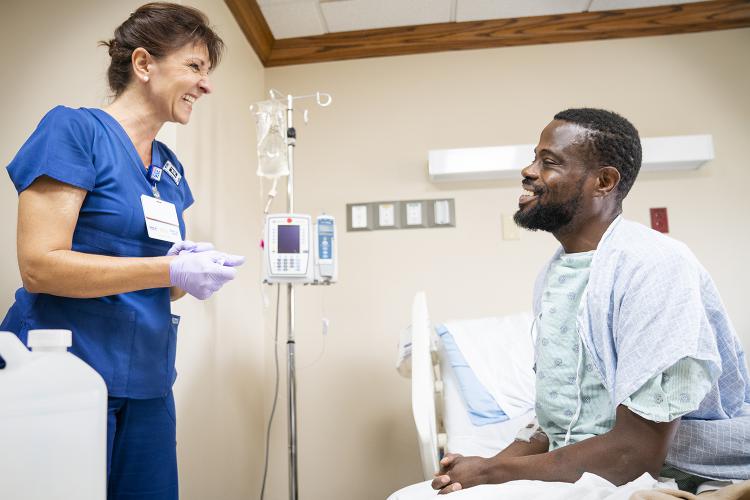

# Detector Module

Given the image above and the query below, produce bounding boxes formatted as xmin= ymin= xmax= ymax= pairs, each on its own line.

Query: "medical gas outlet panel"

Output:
xmin=263 ymin=213 xmax=338 ymax=285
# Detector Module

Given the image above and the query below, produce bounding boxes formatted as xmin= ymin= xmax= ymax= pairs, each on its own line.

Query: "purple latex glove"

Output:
xmin=169 ymin=251 xmax=246 ymax=300
xmin=166 ymin=240 xmax=215 ymax=256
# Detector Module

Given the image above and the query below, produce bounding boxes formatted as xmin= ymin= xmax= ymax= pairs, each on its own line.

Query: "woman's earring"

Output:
xmin=143 ymin=76 xmax=149 ymax=82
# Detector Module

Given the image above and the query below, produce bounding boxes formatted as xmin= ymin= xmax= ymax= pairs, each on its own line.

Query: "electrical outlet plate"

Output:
xmin=427 ymin=199 xmax=455 ymax=228
xmin=401 ymin=200 xmax=428 ymax=228
xmin=374 ymin=201 xmax=401 ymax=230
xmin=347 ymin=203 xmax=372 ymax=231
xmin=347 ymin=198 xmax=455 ymax=231
xmin=378 ymin=203 xmax=396 ymax=227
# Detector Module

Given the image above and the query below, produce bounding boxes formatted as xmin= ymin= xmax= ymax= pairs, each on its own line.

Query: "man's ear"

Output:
xmin=596 ymin=166 xmax=621 ymax=197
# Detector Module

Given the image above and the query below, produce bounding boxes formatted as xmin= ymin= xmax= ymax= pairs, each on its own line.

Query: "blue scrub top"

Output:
xmin=1 ymin=106 xmax=194 ymax=398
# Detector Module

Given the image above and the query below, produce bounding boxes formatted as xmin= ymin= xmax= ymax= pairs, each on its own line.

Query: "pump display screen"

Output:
xmin=277 ymin=225 xmax=300 ymax=253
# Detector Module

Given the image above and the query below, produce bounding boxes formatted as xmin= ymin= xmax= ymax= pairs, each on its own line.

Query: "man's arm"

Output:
xmin=433 ymin=405 xmax=679 ymax=494
xmin=495 ymin=429 xmax=550 ymax=459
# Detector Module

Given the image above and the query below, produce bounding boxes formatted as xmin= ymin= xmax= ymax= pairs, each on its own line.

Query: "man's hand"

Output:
xmin=431 ymin=453 xmax=494 ymax=495
xmin=428 ymin=405 xmax=678 ymax=495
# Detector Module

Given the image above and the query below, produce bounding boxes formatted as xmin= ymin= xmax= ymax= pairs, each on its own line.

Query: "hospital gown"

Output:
xmin=536 ymin=250 xmax=713 ymax=451
xmin=532 ymin=217 xmax=750 ymax=480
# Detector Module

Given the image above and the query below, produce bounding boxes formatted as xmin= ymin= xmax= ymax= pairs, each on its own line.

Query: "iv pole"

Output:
xmin=278 ymin=90 xmax=331 ymax=500
xmin=284 ymin=92 xmax=300 ymax=500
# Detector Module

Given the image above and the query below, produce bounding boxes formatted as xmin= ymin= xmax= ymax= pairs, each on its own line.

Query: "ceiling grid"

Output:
xmin=234 ymin=0 xmax=750 ymax=66
xmin=257 ymin=0 xmax=714 ymax=38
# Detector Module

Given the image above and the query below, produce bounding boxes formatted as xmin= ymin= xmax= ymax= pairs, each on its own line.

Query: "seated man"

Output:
xmin=391 ymin=108 xmax=750 ymax=498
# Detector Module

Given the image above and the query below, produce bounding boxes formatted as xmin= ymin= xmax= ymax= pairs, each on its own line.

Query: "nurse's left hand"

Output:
xmin=167 ymin=240 xmax=215 ymax=256
xmin=169 ymin=250 xmax=244 ymax=300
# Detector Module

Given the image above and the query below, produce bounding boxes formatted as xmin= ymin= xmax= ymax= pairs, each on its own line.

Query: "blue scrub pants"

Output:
xmin=106 ymin=392 xmax=178 ymax=500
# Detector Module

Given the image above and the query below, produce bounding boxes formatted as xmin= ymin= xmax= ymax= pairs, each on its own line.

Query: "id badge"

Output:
xmin=141 ymin=195 xmax=180 ymax=243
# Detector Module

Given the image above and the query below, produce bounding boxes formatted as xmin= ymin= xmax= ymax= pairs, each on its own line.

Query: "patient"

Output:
xmin=391 ymin=109 xmax=750 ymax=499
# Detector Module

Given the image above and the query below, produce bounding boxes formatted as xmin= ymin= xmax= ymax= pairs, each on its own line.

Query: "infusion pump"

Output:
xmin=263 ymin=213 xmax=338 ymax=285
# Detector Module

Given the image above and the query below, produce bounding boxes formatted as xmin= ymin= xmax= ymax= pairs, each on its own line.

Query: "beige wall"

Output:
xmin=169 ymin=1 xmax=267 ymax=498
xmin=0 ymin=1 xmax=266 ymax=499
xmin=2 ymin=2 xmax=749 ymax=499
xmin=265 ymin=28 xmax=750 ymax=499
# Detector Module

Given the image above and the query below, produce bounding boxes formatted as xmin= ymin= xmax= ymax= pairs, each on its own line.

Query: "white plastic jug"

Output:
xmin=0 ymin=330 xmax=107 ymax=500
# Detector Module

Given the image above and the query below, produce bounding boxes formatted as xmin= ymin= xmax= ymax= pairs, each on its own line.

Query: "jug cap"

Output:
xmin=27 ymin=329 xmax=72 ymax=349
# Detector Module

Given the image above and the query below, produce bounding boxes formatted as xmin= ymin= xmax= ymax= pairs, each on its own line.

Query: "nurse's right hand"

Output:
xmin=169 ymin=251 xmax=246 ymax=300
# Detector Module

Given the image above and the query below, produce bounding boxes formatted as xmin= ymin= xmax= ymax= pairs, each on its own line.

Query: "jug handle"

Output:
xmin=0 ymin=332 xmax=31 ymax=368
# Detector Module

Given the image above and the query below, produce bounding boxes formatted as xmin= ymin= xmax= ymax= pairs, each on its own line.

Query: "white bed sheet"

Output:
xmin=440 ymin=343 xmax=534 ymax=458
xmin=387 ymin=472 xmax=679 ymax=500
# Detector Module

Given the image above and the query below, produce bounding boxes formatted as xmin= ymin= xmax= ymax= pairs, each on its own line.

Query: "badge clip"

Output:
xmin=147 ymin=165 xmax=162 ymax=198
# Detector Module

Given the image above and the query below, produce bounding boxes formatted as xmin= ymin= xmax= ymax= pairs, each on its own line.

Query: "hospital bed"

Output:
xmin=394 ymin=293 xmax=742 ymax=498
xmin=404 ymin=292 xmax=536 ymax=480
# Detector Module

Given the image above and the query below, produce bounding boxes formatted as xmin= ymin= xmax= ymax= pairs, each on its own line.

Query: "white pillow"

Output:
xmin=441 ymin=313 xmax=536 ymax=420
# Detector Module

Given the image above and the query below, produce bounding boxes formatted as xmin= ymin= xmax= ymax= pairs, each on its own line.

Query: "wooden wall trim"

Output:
xmin=224 ymin=0 xmax=274 ymax=65
xmin=227 ymin=0 xmax=750 ymax=68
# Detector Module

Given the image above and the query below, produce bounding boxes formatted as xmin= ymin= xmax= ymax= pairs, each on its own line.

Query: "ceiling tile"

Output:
xmin=589 ymin=0 xmax=705 ymax=11
xmin=321 ymin=0 xmax=454 ymax=32
xmin=456 ymin=0 xmax=590 ymax=21
xmin=259 ymin=2 xmax=327 ymax=39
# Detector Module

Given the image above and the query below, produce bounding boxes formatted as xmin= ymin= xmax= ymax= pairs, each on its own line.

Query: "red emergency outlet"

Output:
xmin=650 ymin=207 xmax=669 ymax=233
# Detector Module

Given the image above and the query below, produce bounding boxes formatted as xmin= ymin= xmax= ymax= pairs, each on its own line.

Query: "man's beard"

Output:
xmin=513 ymin=185 xmax=585 ymax=233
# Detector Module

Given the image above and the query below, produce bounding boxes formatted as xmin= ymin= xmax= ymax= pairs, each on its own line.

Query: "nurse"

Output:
xmin=1 ymin=3 xmax=243 ymax=499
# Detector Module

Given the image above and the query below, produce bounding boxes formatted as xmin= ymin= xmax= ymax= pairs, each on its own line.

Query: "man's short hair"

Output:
xmin=554 ymin=108 xmax=642 ymax=202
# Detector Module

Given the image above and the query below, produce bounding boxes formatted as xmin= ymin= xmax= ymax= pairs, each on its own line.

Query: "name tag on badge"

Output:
xmin=141 ymin=195 xmax=180 ymax=243
xmin=163 ymin=160 xmax=181 ymax=186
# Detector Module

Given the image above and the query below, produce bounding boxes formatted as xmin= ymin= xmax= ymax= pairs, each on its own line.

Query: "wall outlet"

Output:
xmin=373 ymin=201 xmax=401 ymax=229
xmin=347 ymin=203 xmax=372 ymax=231
xmin=378 ymin=203 xmax=396 ymax=227
xmin=404 ymin=201 xmax=424 ymax=226
xmin=427 ymin=199 xmax=455 ymax=228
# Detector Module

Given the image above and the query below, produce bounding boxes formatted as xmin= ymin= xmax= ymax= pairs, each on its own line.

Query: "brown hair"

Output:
xmin=100 ymin=2 xmax=225 ymax=97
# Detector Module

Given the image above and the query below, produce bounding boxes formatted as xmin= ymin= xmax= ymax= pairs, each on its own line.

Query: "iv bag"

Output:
xmin=253 ymin=99 xmax=289 ymax=178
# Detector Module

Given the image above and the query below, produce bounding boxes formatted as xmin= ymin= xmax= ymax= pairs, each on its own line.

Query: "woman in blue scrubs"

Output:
xmin=1 ymin=3 xmax=243 ymax=499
